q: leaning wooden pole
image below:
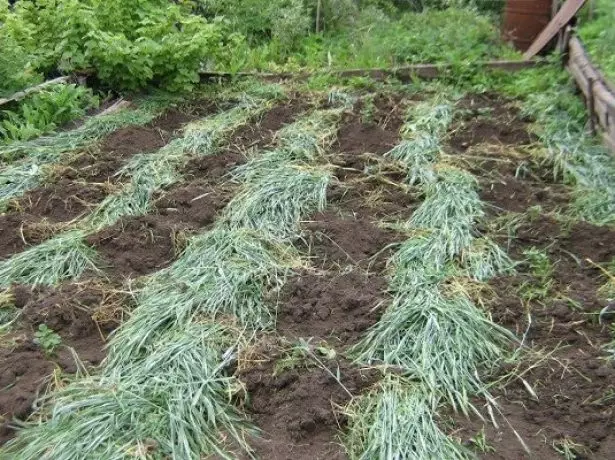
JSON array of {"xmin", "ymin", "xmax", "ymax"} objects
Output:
[{"xmin": 0, "ymin": 77, "xmax": 71, "ymax": 107}]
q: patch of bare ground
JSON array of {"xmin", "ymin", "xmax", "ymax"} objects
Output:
[
  {"xmin": 0, "ymin": 281, "xmax": 125, "ymax": 445},
  {"xmin": 448, "ymin": 93, "xmax": 537, "ymax": 152},
  {"xmin": 451, "ymin": 172, "xmax": 615, "ymax": 458},
  {"xmin": 237, "ymin": 342, "xmax": 379, "ymax": 460}
]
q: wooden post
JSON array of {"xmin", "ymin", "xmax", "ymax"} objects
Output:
[
  {"xmin": 560, "ymin": 25, "xmax": 573, "ymax": 66},
  {"xmin": 588, "ymin": 77, "xmax": 596, "ymax": 135},
  {"xmin": 588, "ymin": 0, "xmax": 595, "ymax": 20}
]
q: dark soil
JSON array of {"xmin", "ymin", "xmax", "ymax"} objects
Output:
[
  {"xmin": 335, "ymin": 93, "xmax": 404, "ymax": 156},
  {"xmin": 302, "ymin": 210, "xmax": 401, "ymax": 271},
  {"xmin": 67, "ymin": 107, "xmax": 201, "ymax": 184},
  {"xmin": 0, "ymin": 281, "xmax": 122, "ymax": 444},
  {"xmin": 450, "ymin": 128, "xmax": 615, "ymax": 458},
  {"xmin": 20, "ymin": 180, "xmax": 111, "ymax": 221},
  {"xmin": 276, "ymin": 270, "xmax": 387, "ymax": 347},
  {"xmin": 239, "ymin": 345, "xmax": 379, "ymax": 460},
  {"xmin": 0, "ymin": 182, "xmax": 112, "ymax": 260},
  {"xmin": 449, "ymin": 93, "xmax": 536, "ymax": 152},
  {"xmin": 86, "ymin": 214, "xmax": 187, "ymax": 279},
  {"xmin": 480, "ymin": 176, "xmax": 571, "ymax": 214}
]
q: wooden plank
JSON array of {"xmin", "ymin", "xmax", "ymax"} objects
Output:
[
  {"xmin": 200, "ymin": 60, "xmax": 542, "ymax": 82},
  {"xmin": 566, "ymin": 36, "xmax": 615, "ymax": 154},
  {"xmin": 524, "ymin": 0, "xmax": 587, "ymax": 59},
  {"xmin": 604, "ymin": 131, "xmax": 615, "ymax": 153},
  {"xmin": 0, "ymin": 77, "xmax": 71, "ymax": 107}
]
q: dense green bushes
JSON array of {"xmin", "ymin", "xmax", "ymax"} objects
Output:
[
  {"xmin": 0, "ymin": 0, "xmax": 511, "ymax": 94},
  {"xmin": 0, "ymin": 0, "xmax": 232, "ymax": 92},
  {"xmin": 235, "ymin": 7, "xmax": 515, "ymax": 70}
]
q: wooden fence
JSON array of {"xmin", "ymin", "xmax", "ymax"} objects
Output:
[{"xmin": 566, "ymin": 34, "xmax": 615, "ymax": 153}]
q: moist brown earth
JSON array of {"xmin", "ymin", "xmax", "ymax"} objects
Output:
[
  {"xmin": 86, "ymin": 189, "xmax": 230, "ymax": 279},
  {"xmin": 86, "ymin": 101, "xmax": 309, "ymax": 279},
  {"xmin": 246, "ymin": 94, "xmax": 414, "ymax": 458},
  {"xmin": 450, "ymin": 113, "xmax": 615, "ymax": 458},
  {"xmin": 0, "ymin": 106, "xmax": 209, "ymax": 261},
  {"xmin": 480, "ymin": 175, "xmax": 571, "ymax": 214},
  {"xmin": 0, "ymin": 182, "xmax": 112, "ymax": 260},
  {"xmin": 86, "ymin": 214, "xmax": 187, "ymax": 279},
  {"xmin": 238, "ymin": 345, "xmax": 379, "ymax": 460},
  {"xmin": 301, "ymin": 210, "xmax": 401, "ymax": 271},
  {"xmin": 0, "ymin": 282, "xmax": 123, "ymax": 444},
  {"xmin": 449, "ymin": 93, "xmax": 536, "ymax": 152},
  {"xmin": 276, "ymin": 270, "xmax": 387, "ymax": 347},
  {"xmin": 452, "ymin": 219, "xmax": 615, "ymax": 459},
  {"xmin": 335, "ymin": 93, "xmax": 404, "ymax": 156}
]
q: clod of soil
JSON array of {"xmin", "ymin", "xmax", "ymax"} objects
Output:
[
  {"xmin": 480, "ymin": 176, "xmax": 571, "ymax": 213},
  {"xmin": 335, "ymin": 94, "xmax": 404, "ymax": 156},
  {"xmin": 277, "ymin": 270, "xmax": 387, "ymax": 347},
  {"xmin": 335, "ymin": 122, "xmax": 399, "ymax": 155},
  {"xmin": 155, "ymin": 184, "xmax": 231, "ymax": 228},
  {"xmin": 182, "ymin": 152, "xmax": 246, "ymax": 184},
  {"xmin": 239, "ymin": 349, "xmax": 379, "ymax": 460},
  {"xmin": 1, "ymin": 282, "xmax": 121, "ymax": 445},
  {"xmin": 21, "ymin": 180, "xmax": 111, "ymax": 221},
  {"xmin": 0, "ymin": 214, "xmax": 31, "ymax": 260},
  {"xmin": 302, "ymin": 210, "xmax": 402, "ymax": 270},
  {"xmin": 86, "ymin": 215, "xmax": 185, "ymax": 279},
  {"xmin": 449, "ymin": 93, "xmax": 535, "ymax": 152}
]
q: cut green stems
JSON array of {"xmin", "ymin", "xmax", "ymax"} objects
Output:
[
  {"xmin": 0, "ymin": 230, "xmax": 99, "ymax": 287},
  {"xmin": 4, "ymin": 324, "xmax": 253, "ymax": 460},
  {"xmin": 344, "ymin": 374, "xmax": 471, "ymax": 460},
  {"xmin": 222, "ymin": 165, "xmax": 330, "ymax": 240},
  {"xmin": 352, "ymin": 284, "xmax": 511, "ymax": 413}
]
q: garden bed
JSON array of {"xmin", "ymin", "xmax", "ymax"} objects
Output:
[{"xmin": 0, "ymin": 81, "xmax": 614, "ymax": 459}]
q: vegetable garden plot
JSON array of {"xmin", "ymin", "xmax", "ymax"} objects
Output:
[
  {"xmin": 0, "ymin": 106, "xmax": 208, "ymax": 260},
  {"xmin": 444, "ymin": 94, "xmax": 615, "ymax": 459},
  {"xmin": 0, "ymin": 82, "xmax": 614, "ymax": 460}
]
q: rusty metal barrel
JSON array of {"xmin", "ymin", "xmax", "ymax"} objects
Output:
[{"xmin": 502, "ymin": 0, "xmax": 553, "ymax": 51}]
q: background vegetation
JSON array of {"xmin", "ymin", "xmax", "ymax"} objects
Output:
[
  {"xmin": 578, "ymin": 0, "xmax": 615, "ymax": 81},
  {"xmin": 0, "ymin": 0, "xmax": 508, "ymax": 95}
]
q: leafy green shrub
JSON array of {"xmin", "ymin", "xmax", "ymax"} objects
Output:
[
  {"xmin": 0, "ymin": 4, "xmax": 42, "ymax": 97},
  {"xmin": 0, "ymin": 84, "xmax": 99, "ymax": 143},
  {"xmin": 238, "ymin": 7, "xmax": 515, "ymax": 70},
  {"xmin": 33, "ymin": 324, "xmax": 63, "ymax": 356},
  {"xmin": 0, "ymin": 0, "xmax": 233, "ymax": 92}
]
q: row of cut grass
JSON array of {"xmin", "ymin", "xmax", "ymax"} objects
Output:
[
  {"xmin": 506, "ymin": 70, "xmax": 615, "ymax": 226},
  {"xmin": 0, "ymin": 97, "xmax": 174, "ymax": 210},
  {"xmin": 0, "ymin": 84, "xmax": 285, "ymax": 288},
  {"xmin": 344, "ymin": 96, "xmax": 515, "ymax": 458},
  {"xmin": 2, "ymin": 97, "xmax": 349, "ymax": 459}
]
